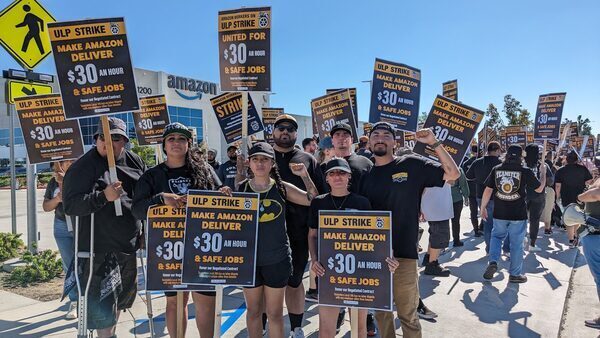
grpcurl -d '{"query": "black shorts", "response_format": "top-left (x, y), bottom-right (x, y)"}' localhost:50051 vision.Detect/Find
top-left (428, 220), bottom-right (450, 249)
top-left (288, 239), bottom-right (309, 288)
top-left (247, 258), bottom-right (292, 288)
top-left (80, 252), bottom-right (137, 330)
top-left (164, 291), bottom-right (216, 297)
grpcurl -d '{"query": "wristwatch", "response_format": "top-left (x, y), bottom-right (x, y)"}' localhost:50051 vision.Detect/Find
top-left (431, 140), bottom-right (443, 149)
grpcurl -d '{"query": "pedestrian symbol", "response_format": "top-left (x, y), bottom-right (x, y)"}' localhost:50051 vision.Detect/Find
top-left (0, 0), bottom-right (55, 70)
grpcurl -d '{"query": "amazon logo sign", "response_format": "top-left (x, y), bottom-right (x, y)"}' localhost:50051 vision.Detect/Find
top-left (167, 75), bottom-right (218, 101)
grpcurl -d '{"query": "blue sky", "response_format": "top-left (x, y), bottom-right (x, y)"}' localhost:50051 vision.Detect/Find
top-left (2, 0), bottom-right (598, 134)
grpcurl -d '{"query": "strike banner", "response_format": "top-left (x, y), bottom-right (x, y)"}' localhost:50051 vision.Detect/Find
top-left (311, 89), bottom-right (358, 140)
top-left (442, 80), bottom-right (458, 101)
top-left (413, 95), bottom-right (484, 166)
top-left (14, 93), bottom-right (84, 164)
top-left (218, 7), bottom-right (271, 92)
top-left (145, 205), bottom-right (213, 292)
top-left (319, 210), bottom-right (392, 311)
top-left (327, 88), bottom-right (358, 128)
top-left (478, 127), bottom-right (498, 156)
top-left (504, 125), bottom-right (528, 148)
top-left (210, 92), bottom-right (264, 144)
top-left (133, 95), bottom-right (170, 145)
top-left (48, 18), bottom-right (139, 119)
top-left (262, 107), bottom-right (283, 145)
top-left (369, 58), bottom-right (421, 132)
top-left (182, 190), bottom-right (259, 286)
top-left (533, 93), bottom-right (566, 140)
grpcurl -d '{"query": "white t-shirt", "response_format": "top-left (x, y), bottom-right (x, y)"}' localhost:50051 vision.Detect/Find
top-left (421, 183), bottom-right (453, 221)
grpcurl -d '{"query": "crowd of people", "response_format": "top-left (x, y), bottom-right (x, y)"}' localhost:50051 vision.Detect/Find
top-left (42, 114), bottom-right (600, 337)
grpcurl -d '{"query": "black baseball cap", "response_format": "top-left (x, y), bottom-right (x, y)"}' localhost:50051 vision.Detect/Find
top-left (325, 157), bottom-right (352, 174)
top-left (330, 122), bottom-right (353, 136)
top-left (94, 117), bottom-right (129, 141)
top-left (369, 122), bottom-right (395, 136)
top-left (506, 145), bottom-right (523, 158)
top-left (274, 114), bottom-right (298, 129)
top-left (162, 122), bottom-right (192, 139)
top-left (227, 145), bottom-right (238, 152)
top-left (248, 142), bottom-right (274, 159)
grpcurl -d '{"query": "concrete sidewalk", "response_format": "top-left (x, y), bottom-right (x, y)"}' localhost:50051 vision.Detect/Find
top-left (0, 190), bottom-right (595, 337)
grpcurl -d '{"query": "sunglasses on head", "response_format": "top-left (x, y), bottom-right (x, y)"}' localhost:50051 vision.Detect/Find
top-left (99, 134), bottom-right (124, 142)
top-left (276, 125), bottom-right (296, 133)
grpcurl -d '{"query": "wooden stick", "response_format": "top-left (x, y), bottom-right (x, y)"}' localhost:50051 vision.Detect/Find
top-left (100, 116), bottom-right (123, 216)
top-left (214, 285), bottom-right (223, 337)
top-left (176, 292), bottom-right (184, 338)
top-left (241, 92), bottom-right (249, 157)
top-left (155, 144), bottom-right (164, 164)
top-left (350, 307), bottom-right (358, 338)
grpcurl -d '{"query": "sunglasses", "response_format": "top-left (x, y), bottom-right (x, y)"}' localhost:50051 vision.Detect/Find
top-left (99, 134), bottom-right (124, 142)
top-left (276, 125), bottom-right (296, 133)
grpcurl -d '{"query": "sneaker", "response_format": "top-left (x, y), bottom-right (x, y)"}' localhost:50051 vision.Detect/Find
top-left (305, 289), bottom-right (318, 303)
top-left (474, 230), bottom-right (483, 237)
top-left (502, 251), bottom-right (510, 259)
top-left (366, 313), bottom-right (377, 336)
top-left (289, 327), bottom-right (305, 338)
top-left (421, 253), bottom-right (430, 267)
top-left (570, 237), bottom-right (579, 248)
top-left (65, 301), bottom-right (78, 320)
top-left (483, 262), bottom-right (498, 280)
top-left (584, 317), bottom-right (600, 329)
top-left (509, 275), bottom-right (528, 283)
top-left (417, 303), bottom-right (438, 320)
top-left (529, 245), bottom-right (542, 252)
top-left (424, 261), bottom-right (450, 277)
top-left (544, 228), bottom-right (553, 236)
top-left (453, 240), bottom-right (464, 247)
top-left (336, 308), bottom-right (346, 334)
top-left (263, 329), bottom-right (267, 336)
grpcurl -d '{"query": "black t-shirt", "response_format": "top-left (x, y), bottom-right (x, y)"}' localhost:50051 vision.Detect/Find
top-left (44, 177), bottom-right (66, 221)
top-left (275, 148), bottom-right (326, 240)
top-left (555, 163), bottom-right (593, 205)
top-left (321, 154), bottom-right (373, 194)
top-left (484, 163), bottom-right (540, 220)
top-left (461, 156), bottom-right (477, 198)
top-left (359, 155), bottom-right (445, 259)
top-left (465, 156), bottom-right (502, 198)
top-left (308, 192), bottom-right (372, 230)
top-left (217, 160), bottom-right (237, 190)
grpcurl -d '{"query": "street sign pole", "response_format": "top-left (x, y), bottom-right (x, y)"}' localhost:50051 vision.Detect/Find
top-left (8, 102), bottom-right (17, 234)
top-left (26, 156), bottom-right (37, 253)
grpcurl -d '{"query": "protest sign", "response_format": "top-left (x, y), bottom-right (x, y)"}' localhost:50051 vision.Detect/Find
top-left (311, 89), bottom-right (357, 140)
top-left (132, 95), bottom-right (170, 145)
top-left (327, 88), bottom-right (358, 128)
top-left (261, 107), bottom-right (283, 145)
top-left (442, 79), bottom-right (458, 101)
top-left (210, 92), bottom-right (264, 144)
top-left (504, 125), bottom-right (528, 148)
top-left (533, 93), bottom-right (566, 140)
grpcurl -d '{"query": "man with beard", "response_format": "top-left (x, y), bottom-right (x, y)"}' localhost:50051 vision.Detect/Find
top-left (207, 148), bottom-right (220, 171)
top-left (217, 145), bottom-right (239, 190)
top-left (359, 122), bottom-right (460, 338)
top-left (271, 114), bottom-right (325, 336)
top-left (302, 137), bottom-right (317, 156)
top-left (328, 123), bottom-right (373, 193)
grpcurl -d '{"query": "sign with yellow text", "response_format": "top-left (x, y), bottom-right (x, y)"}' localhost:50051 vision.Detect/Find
top-left (146, 205), bottom-right (214, 292)
top-left (442, 79), bottom-right (458, 101)
top-left (0, 0), bottom-right (55, 69)
top-left (533, 93), bottom-right (566, 140)
top-left (218, 7), bottom-right (271, 92)
top-left (327, 88), bottom-right (358, 128)
top-left (478, 127), bottom-right (498, 156)
top-left (369, 58), bottom-right (421, 132)
top-left (48, 17), bottom-right (139, 119)
top-left (132, 95), bottom-right (170, 145)
top-left (504, 125), bottom-right (528, 148)
top-left (7, 79), bottom-right (52, 103)
top-left (210, 92), bottom-right (264, 144)
top-left (262, 107), bottom-right (283, 145)
top-left (413, 95), bottom-right (484, 166)
top-left (14, 93), bottom-right (84, 164)
top-left (319, 210), bottom-right (392, 311)
top-left (311, 89), bottom-right (358, 140)
top-left (182, 190), bottom-right (260, 286)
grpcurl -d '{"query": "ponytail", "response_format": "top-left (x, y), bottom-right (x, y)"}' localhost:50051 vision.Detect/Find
top-left (186, 146), bottom-right (216, 190)
top-left (270, 165), bottom-right (287, 199)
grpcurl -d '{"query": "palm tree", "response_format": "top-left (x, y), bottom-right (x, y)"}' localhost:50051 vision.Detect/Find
top-left (576, 115), bottom-right (592, 135)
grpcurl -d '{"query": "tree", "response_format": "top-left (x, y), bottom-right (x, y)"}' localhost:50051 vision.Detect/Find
top-left (503, 94), bottom-right (532, 127)
top-left (485, 103), bottom-right (504, 132)
top-left (130, 139), bottom-right (157, 167)
top-left (418, 111), bottom-right (428, 125)
top-left (576, 115), bottom-right (592, 135)
top-left (515, 108), bottom-right (533, 128)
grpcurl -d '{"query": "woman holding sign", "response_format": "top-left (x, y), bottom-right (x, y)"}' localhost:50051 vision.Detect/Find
top-left (308, 157), bottom-right (399, 338)
top-left (132, 122), bottom-right (229, 338)
top-left (234, 142), bottom-right (318, 338)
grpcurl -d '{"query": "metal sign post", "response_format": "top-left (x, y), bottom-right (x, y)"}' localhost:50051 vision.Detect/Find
top-left (25, 157), bottom-right (37, 253)
top-left (8, 102), bottom-right (17, 234)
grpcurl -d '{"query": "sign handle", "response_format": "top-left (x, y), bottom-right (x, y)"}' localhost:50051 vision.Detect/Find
top-left (176, 291), bottom-right (184, 338)
top-left (350, 307), bottom-right (358, 338)
top-left (100, 116), bottom-right (123, 216)
top-left (214, 285), bottom-right (224, 337)
top-left (155, 144), bottom-right (164, 164)
top-left (241, 91), bottom-right (249, 157)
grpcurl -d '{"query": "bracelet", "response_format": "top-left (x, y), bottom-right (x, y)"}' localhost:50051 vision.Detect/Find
top-left (431, 140), bottom-right (443, 149)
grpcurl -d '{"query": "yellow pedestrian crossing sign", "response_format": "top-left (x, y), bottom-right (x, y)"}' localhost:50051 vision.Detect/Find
top-left (7, 79), bottom-right (53, 104)
top-left (0, 0), bottom-right (55, 70)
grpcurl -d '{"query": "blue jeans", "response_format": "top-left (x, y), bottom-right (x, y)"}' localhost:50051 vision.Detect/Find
top-left (489, 219), bottom-right (527, 276)
top-left (581, 235), bottom-right (600, 301)
top-left (477, 198), bottom-right (494, 252)
top-left (54, 217), bottom-right (77, 301)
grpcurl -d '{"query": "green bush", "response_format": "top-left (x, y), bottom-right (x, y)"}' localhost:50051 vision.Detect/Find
top-left (38, 172), bottom-right (53, 185)
top-left (0, 233), bottom-right (25, 261)
top-left (6, 250), bottom-right (63, 287)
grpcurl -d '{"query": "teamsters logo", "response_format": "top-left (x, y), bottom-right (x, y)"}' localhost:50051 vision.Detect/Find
top-left (110, 23), bottom-right (120, 35)
top-left (244, 198), bottom-right (253, 210)
top-left (494, 170), bottom-right (521, 201)
top-left (376, 217), bottom-right (384, 228)
top-left (258, 199), bottom-right (282, 222)
top-left (258, 12), bottom-right (269, 28)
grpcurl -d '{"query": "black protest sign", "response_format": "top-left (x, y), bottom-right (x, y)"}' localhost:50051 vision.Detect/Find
top-left (133, 95), bottom-right (170, 146)
top-left (210, 92), bottom-right (264, 144)
top-left (318, 210), bottom-right (392, 311)
top-left (533, 93), bottom-right (566, 140)
top-left (48, 18), bottom-right (139, 119)
top-left (442, 80), bottom-right (458, 101)
top-left (145, 205), bottom-right (213, 292)
top-left (182, 190), bottom-right (259, 286)
top-left (14, 93), bottom-right (84, 164)
top-left (262, 107), bottom-right (283, 145)
top-left (394, 130), bottom-right (404, 148)
top-left (504, 125), bottom-right (528, 148)
top-left (363, 123), bottom-right (372, 136)
top-left (478, 127), bottom-right (498, 155)
top-left (218, 7), bottom-right (271, 92)
top-left (311, 89), bottom-right (358, 140)
top-left (413, 95), bottom-right (484, 166)
top-left (571, 135), bottom-right (596, 158)
top-left (403, 131), bottom-right (416, 149)
top-left (327, 88), bottom-right (358, 128)
top-left (369, 58), bottom-right (421, 132)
